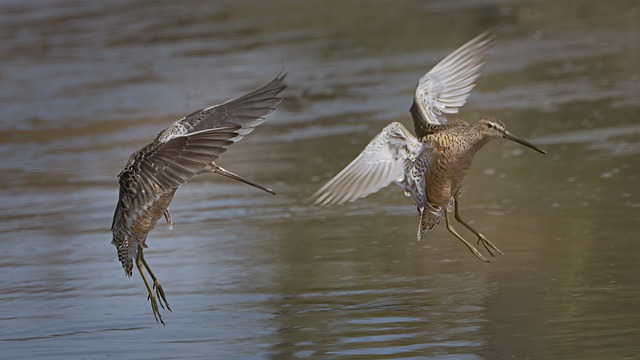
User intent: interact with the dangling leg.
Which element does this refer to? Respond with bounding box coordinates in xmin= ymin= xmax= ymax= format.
xmin=445 ymin=211 xmax=489 ymax=262
xmin=453 ymin=195 xmax=503 ymax=257
xmin=135 ymin=246 xmax=165 ymax=324
xmin=163 ymin=209 xmax=173 ymax=230
xmin=139 ymin=250 xmax=171 ymax=312
xmin=417 ymin=207 xmax=426 ymax=241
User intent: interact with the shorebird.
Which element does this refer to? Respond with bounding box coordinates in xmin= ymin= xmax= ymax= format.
xmin=311 ymin=30 xmax=546 ymax=262
xmin=111 ymin=72 xmax=286 ymax=324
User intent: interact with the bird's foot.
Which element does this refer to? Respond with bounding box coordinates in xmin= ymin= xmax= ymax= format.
xmin=476 ymin=234 xmax=503 ymax=257
xmin=468 ymin=245 xmax=491 ymax=263
xmin=153 ymin=280 xmax=171 ymax=312
xmin=147 ymin=292 xmax=165 ymax=325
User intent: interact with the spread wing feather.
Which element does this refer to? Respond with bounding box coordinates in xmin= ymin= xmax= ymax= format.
xmin=311 ymin=122 xmax=426 ymax=206
xmin=411 ymin=30 xmax=496 ymax=137
xmin=157 ymin=71 xmax=286 ymax=142
xmin=121 ymin=72 xmax=287 ymax=201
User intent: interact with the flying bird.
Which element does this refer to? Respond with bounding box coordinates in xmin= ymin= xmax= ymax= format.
xmin=111 ymin=72 xmax=286 ymax=324
xmin=311 ymin=31 xmax=546 ymax=261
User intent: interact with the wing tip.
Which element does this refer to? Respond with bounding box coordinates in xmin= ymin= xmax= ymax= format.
xmin=266 ymin=65 xmax=288 ymax=96
xmin=477 ymin=27 xmax=500 ymax=44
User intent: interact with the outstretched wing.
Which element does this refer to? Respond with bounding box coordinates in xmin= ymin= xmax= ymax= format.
xmin=117 ymin=73 xmax=286 ymax=226
xmin=411 ymin=30 xmax=496 ymax=137
xmin=130 ymin=128 xmax=239 ymax=191
xmin=133 ymin=72 xmax=286 ymax=189
xmin=158 ymin=71 xmax=287 ymax=142
xmin=311 ymin=122 xmax=424 ymax=206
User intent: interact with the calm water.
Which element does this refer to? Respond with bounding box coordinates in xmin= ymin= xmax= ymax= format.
xmin=1 ymin=0 xmax=640 ymax=359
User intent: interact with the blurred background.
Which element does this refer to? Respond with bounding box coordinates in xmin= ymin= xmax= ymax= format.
xmin=1 ymin=0 xmax=639 ymax=359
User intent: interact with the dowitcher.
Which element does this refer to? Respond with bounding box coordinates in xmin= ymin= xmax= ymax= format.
xmin=311 ymin=31 xmax=546 ymax=262
xmin=111 ymin=72 xmax=286 ymax=324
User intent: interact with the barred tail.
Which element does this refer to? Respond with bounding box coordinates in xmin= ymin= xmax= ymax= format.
xmin=112 ymin=235 xmax=137 ymax=277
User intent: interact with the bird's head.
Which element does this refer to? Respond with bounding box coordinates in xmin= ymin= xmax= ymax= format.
xmin=478 ymin=118 xmax=547 ymax=155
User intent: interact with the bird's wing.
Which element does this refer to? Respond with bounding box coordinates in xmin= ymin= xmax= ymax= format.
xmin=411 ymin=30 xmax=496 ymax=137
xmin=158 ymin=71 xmax=286 ymax=142
xmin=120 ymin=72 xmax=286 ymax=207
xmin=133 ymin=128 xmax=240 ymax=191
xmin=311 ymin=122 xmax=424 ymax=206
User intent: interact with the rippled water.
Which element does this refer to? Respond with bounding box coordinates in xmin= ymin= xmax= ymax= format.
xmin=2 ymin=0 xmax=640 ymax=359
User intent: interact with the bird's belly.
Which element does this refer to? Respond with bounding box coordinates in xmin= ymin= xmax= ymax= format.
xmin=426 ymin=159 xmax=470 ymax=210
xmin=129 ymin=191 xmax=176 ymax=238
xmin=426 ymin=182 xmax=453 ymax=209
xmin=130 ymin=212 xmax=163 ymax=237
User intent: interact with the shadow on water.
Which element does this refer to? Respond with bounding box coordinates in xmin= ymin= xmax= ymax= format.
xmin=1 ymin=0 xmax=640 ymax=359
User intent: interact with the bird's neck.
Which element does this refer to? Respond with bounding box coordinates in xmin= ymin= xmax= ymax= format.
xmin=468 ymin=134 xmax=494 ymax=156
xmin=464 ymin=125 xmax=495 ymax=156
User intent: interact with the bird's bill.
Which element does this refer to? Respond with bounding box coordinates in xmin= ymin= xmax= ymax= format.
xmin=503 ymin=131 xmax=547 ymax=154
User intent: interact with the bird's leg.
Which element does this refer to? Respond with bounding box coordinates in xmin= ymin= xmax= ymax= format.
xmin=453 ymin=196 xmax=503 ymax=257
xmin=135 ymin=247 xmax=164 ymax=324
xmin=139 ymin=250 xmax=171 ymax=312
xmin=445 ymin=211 xmax=489 ymax=263
xmin=416 ymin=207 xmax=426 ymax=241
xmin=163 ymin=209 xmax=173 ymax=230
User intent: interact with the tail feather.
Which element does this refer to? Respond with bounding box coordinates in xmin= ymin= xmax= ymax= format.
xmin=113 ymin=235 xmax=137 ymax=277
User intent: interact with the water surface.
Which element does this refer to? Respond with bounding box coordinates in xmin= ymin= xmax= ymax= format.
xmin=1 ymin=0 xmax=640 ymax=359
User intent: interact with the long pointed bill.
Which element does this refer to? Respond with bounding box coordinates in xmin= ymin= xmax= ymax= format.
xmin=503 ymin=131 xmax=547 ymax=154
xmin=213 ymin=165 xmax=276 ymax=195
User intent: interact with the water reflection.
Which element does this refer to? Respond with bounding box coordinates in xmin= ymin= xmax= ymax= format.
xmin=1 ymin=0 xmax=640 ymax=359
